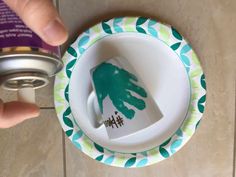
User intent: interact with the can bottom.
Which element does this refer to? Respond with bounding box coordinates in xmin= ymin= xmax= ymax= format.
xmin=0 ymin=72 xmax=49 ymax=90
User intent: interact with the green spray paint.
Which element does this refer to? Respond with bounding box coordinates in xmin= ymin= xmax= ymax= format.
xmin=92 ymin=62 xmax=147 ymax=119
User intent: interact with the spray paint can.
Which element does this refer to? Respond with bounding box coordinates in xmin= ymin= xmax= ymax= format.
xmin=0 ymin=0 xmax=63 ymax=94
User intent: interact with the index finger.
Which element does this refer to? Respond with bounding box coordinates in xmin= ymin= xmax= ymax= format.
xmin=0 ymin=100 xmax=40 ymax=128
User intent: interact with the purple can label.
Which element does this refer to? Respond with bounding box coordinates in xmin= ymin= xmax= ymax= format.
xmin=0 ymin=0 xmax=60 ymax=57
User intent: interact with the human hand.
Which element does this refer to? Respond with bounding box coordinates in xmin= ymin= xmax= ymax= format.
xmin=4 ymin=0 xmax=68 ymax=46
xmin=92 ymin=62 xmax=147 ymax=119
xmin=0 ymin=100 xmax=39 ymax=128
xmin=0 ymin=0 xmax=68 ymax=128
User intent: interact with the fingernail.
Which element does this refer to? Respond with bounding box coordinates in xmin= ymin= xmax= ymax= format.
xmin=43 ymin=18 xmax=68 ymax=46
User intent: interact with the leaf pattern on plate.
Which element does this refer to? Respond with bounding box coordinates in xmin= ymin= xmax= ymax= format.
xmin=136 ymin=17 xmax=147 ymax=34
xmin=95 ymin=155 xmax=104 ymax=161
xmin=201 ymin=74 xmax=206 ymax=90
xmin=72 ymin=130 xmax=83 ymax=141
xmin=65 ymin=129 xmax=73 ymax=137
xmin=94 ymin=143 xmax=104 ymax=153
xmin=171 ymin=42 xmax=181 ymax=50
xmin=125 ymin=157 xmax=136 ymax=168
xmin=171 ymin=26 xmax=182 ymax=40
xmin=113 ymin=17 xmax=123 ymax=33
xmin=148 ymin=20 xmax=158 ymax=37
xmin=64 ymin=85 xmax=69 ymax=102
xmin=198 ymin=95 xmax=206 ymax=113
xmin=159 ymin=147 xmax=169 ymax=158
xmin=66 ymin=59 xmax=76 ymax=78
xmin=170 ymin=139 xmax=182 ymax=154
xmin=67 ymin=46 xmax=77 ymax=57
xmin=136 ymin=17 xmax=148 ymax=26
xmin=136 ymin=158 xmax=148 ymax=167
xmin=160 ymin=137 xmax=172 ymax=147
xmin=104 ymin=155 xmax=115 ymax=164
xmin=102 ymin=22 xmax=112 ymax=34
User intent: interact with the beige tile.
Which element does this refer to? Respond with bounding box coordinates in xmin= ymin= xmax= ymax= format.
xmin=0 ymin=109 xmax=64 ymax=177
xmin=59 ymin=0 xmax=236 ymax=176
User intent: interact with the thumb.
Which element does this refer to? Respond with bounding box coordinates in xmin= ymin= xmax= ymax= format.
xmin=0 ymin=99 xmax=40 ymax=128
xmin=4 ymin=0 xmax=68 ymax=46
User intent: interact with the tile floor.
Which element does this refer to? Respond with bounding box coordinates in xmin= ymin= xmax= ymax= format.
xmin=0 ymin=0 xmax=235 ymax=177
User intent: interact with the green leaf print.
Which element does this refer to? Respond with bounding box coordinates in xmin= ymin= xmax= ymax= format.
xmin=102 ymin=22 xmax=112 ymax=34
xmin=198 ymin=95 xmax=206 ymax=113
xmin=64 ymin=85 xmax=69 ymax=102
xmin=171 ymin=27 xmax=182 ymax=40
xmin=136 ymin=26 xmax=146 ymax=34
xmin=160 ymin=137 xmax=172 ymax=147
xmin=159 ymin=147 xmax=170 ymax=158
xmin=136 ymin=17 xmax=148 ymax=26
xmin=92 ymin=62 xmax=147 ymax=119
xmin=67 ymin=47 xmax=77 ymax=57
xmin=66 ymin=59 xmax=76 ymax=78
xmin=171 ymin=42 xmax=181 ymax=50
xmin=95 ymin=155 xmax=104 ymax=161
xmin=94 ymin=143 xmax=104 ymax=153
xmin=125 ymin=157 xmax=136 ymax=168
xmin=201 ymin=74 xmax=206 ymax=90
xmin=65 ymin=129 xmax=73 ymax=137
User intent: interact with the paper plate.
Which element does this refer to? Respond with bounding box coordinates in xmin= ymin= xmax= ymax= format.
xmin=54 ymin=17 xmax=206 ymax=168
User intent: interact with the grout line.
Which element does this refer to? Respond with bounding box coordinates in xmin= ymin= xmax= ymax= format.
xmin=56 ymin=1 xmax=67 ymax=176
xmin=233 ymin=79 xmax=236 ymax=177
xmin=56 ymin=0 xmax=60 ymax=11
xmin=62 ymin=129 xmax=67 ymax=177
xmin=40 ymin=107 xmax=55 ymax=110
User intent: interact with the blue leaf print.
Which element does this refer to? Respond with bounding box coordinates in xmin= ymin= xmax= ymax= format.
xmin=72 ymin=130 xmax=83 ymax=141
xmin=181 ymin=44 xmax=191 ymax=55
xmin=148 ymin=27 xmax=158 ymax=37
xmin=104 ymin=155 xmax=115 ymax=164
xmin=79 ymin=47 xmax=85 ymax=54
xmin=181 ymin=54 xmax=191 ymax=67
xmin=136 ymin=158 xmax=148 ymax=167
xmin=140 ymin=151 xmax=148 ymax=157
xmin=148 ymin=19 xmax=157 ymax=26
xmin=113 ymin=18 xmax=123 ymax=32
xmin=114 ymin=26 xmax=123 ymax=33
xmin=73 ymin=141 xmax=82 ymax=150
xmin=176 ymin=129 xmax=183 ymax=137
xmin=78 ymin=36 xmax=89 ymax=47
xmin=170 ymin=139 xmax=182 ymax=153
xmin=114 ymin=17 xmax=123 ymax=24
xmin=186 ymin=66 xmax=190 ymax=73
